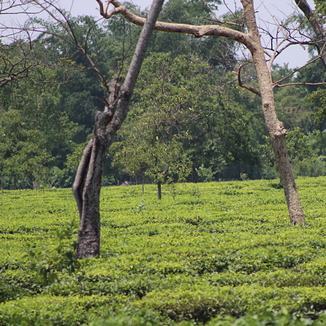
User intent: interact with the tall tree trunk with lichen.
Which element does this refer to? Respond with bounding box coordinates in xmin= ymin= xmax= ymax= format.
xmin=73 ymin=0 xmax=165 ymax=259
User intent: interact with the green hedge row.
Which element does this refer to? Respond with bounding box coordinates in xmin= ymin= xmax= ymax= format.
xmin=1 ymin=178 xmax=326 ymax=324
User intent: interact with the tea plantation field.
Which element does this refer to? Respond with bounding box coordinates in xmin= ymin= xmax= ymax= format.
xmin=1 ymin=177 xmax=326 ymax=325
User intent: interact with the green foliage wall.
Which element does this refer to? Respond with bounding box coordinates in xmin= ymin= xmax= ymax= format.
xmin=112 ymin=52 xmax=261 ymax=184
xmin=0 ymin=64 xmax=78 ymax=189
xmin=1 ymin=0 xmax=326 ymax=189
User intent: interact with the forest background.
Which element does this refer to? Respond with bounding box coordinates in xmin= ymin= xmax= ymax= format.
xmin=1 ymin=0 xmax=326 ymax=190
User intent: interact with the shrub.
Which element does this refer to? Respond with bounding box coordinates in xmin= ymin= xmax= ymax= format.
xmin=0 ymin=295 xmax=127 ymax=326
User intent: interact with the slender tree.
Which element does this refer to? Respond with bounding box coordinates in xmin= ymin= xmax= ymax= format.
xmin=1 ymin=0 xmax=163 ymax=257
xmin=102 ymin=0 xmax=311 ymax=224
xmin=73 ymin=0 xmax=164 ymax=258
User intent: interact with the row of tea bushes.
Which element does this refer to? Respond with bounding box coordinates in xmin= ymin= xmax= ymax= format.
xmin=1 ymin=177 xmax=326 ymax=324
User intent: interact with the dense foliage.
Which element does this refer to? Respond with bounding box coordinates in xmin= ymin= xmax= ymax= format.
xmin=0 ymin=0 xmax=326 ymax=190
xmin=1 ymin=178 xmax=326 ymax=324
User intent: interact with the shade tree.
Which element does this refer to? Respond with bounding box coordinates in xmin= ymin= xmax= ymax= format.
xmin=1 ymin=0 xmax=164 ymax=257
xmin=112 ymin=52 xmax=261 ymax=187
xmin=102 ymin=0 xmax=326 ymax=224
xmin=113 ymin=128 xmax=190 ymax=199
xmin=69 ymin=0 xmax=165 ymax=258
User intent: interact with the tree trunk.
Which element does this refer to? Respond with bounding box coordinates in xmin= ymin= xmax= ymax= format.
xmin=241 ymin=0 xmax=305 ymax=224
xmin=157 ymin=181 xmax=162 ymax=200
xmin=73 ymin=111 xmax=112 ymax=258
xmin=253 ymin=56 xmax=305 ymax=224
xmin=73 ymin=0 xmax=165 ymax=258
xmin=75 ymin=139 xmax=105 ymax=257
xmin=270 ymin=137 xmax=305 ymax=224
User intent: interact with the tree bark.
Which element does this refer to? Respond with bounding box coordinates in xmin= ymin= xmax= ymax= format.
xmin=142 ymin=178 xmax=145 ymax=194
xmin=73 ymin=0 xmax=165 ymax=259
xmin=241 ymin=0 xmax=305 ymax=224
xmin=73 ymin=111 xmax=113 ymax=258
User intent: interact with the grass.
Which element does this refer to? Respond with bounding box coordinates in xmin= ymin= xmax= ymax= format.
xmin=1 ymin=177 xmax=326 ymax=325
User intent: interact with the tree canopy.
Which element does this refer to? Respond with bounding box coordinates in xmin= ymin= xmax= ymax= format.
xmin=0 ymin=0 xmax=326 ymax=191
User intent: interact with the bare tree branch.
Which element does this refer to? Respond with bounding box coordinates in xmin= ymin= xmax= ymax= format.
xmin=295 ymin=0 xmax=326 ymax=68
xmin=273 ymin=54 xmax=325 ymax=87
xmin=237 ymin=64 xmax=261 ymax=96
xmin=274 ymin=81 xmax=326 ymax=88
xmin=96 ymin=0 xmax=254 ymax=50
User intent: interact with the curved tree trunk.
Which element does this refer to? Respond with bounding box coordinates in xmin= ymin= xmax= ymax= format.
xmin=73 ymin=111 xmax=113 ymax=258
xmin=271 ymin=136 xmax=305 ymax=224
xmin=74 ymin=139 xmax=105 ymax=258
xmin=252 ymin=53 xmax=305 ymax=224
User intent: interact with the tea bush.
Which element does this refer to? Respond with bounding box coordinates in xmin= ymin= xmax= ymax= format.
xmin=1 ymin=178 xmax=326 ymax=325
